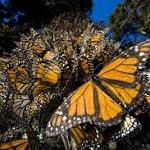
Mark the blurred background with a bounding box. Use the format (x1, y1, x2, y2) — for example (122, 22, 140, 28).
(0, 0, 149, 54)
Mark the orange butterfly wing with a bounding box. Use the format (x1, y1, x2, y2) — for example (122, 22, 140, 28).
(69, 125, 103, 149)
(36, 61, 60, 85)
(7, 67, 32, 94)
(31, 81, 50, 97)
(46, 81, 123, 136)
(0, 139, 28, 150)
(98, 40, 150, 108)
(99, 40, 150, 86)
(31, 45, 60, 86)
(146, 95, 150, 105)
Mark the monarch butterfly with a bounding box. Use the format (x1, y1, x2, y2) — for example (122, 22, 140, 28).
(76, 24, 104, 47)
(69, 124, 103, 150)
(0, 139, 28, 150)
(146, 95, 150, 105)
(78, 31, 117, 78)
(25, 90, 55, 119)
(0, 57, 9, 70)
(31, 81, 50, 97)
(12, 94, 31, 118)
(7, 67, 32, 95)
(90, 32, 105, 46)
(79, 57, 94, 78)
(78, 20, 113, 68)
(30, 45, 60, 86)
(46, 40, 150, 136)
(35, 60, 60, 85)
(43, 51, 56, 61)
(17, 28, 50, 56)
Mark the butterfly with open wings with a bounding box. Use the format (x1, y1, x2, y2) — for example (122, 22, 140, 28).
(46, 40, 150, 136)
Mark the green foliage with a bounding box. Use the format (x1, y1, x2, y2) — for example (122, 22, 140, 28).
(109, 0, 150, 41)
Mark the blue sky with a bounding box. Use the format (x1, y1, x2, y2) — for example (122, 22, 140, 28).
(0, 0, 148, 44)
(90, 0, 148, 45)
(91, 0, 123, 22)
(0, 0, 124, 24)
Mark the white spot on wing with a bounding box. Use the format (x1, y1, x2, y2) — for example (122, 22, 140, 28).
(135, 46, 139, 52)
(139, 52, 145, 56)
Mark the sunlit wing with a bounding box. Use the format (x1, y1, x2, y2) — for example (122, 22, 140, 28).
(0, 139, 28, 150)
(97, 40, 150, 108)
(42, 51, 56, 61)
(146, 95, 150, 105)
(101, 81, 142, 107)
(46, 81, 123, 136)
(35, 61, 60, 85)
(99, 57, 140, 86)
(98, 40, 150, 87)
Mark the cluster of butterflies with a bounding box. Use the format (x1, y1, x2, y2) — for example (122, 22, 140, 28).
(0, 20, 150, 150)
